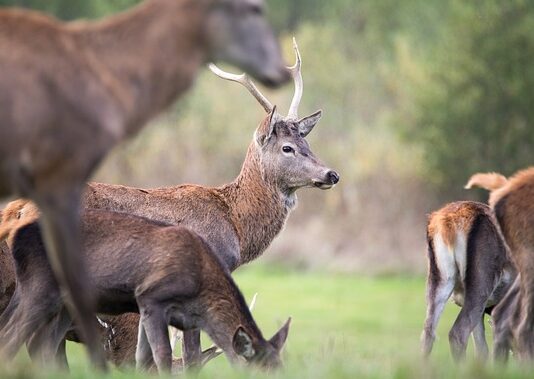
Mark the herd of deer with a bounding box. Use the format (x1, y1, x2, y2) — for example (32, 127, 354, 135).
(0, 0, 531, 376)
(0, 0, 342, 374)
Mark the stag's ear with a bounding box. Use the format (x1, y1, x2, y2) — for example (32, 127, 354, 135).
(233, 327, 256, 360)
(297, 110, 322, 137)
(269, 317, 291, 352)
(255, 106, 277, 147)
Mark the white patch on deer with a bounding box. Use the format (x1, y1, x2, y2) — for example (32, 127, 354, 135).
(433, 232, 456, 289)
(454, 231, 468, 282)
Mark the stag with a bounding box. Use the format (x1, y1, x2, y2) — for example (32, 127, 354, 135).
(0, 208, 291, 374)
(0, 0, 289, 367)
(0, 39, 338, 369)
(466, 168, 534, 361)
(421, 201, 515, 361)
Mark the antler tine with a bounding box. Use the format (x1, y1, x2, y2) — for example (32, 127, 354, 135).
(287, 37, 303, 120)
(208, 63, 274, 113)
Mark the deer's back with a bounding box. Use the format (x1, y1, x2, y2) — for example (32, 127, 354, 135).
(85, 182, 241, 270)
(493, 168, 534, 256)
(0, 10, 124, 183)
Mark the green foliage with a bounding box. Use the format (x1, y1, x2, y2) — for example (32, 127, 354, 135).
(0, 0, 138, 19)
(396, 0, 534, 190)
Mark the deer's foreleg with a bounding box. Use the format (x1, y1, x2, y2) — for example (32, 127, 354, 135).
(35, 189, 107, 371)
(138, 302, 172, 373)
(182, 329, 202, 370)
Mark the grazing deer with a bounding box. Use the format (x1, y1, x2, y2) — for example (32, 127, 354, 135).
(0, 0, 289, 367)
(0, 209, 291, 374)
(421, 201, 515, 361)
(466, 167, 534, 361)
(1, 40, 338, 369)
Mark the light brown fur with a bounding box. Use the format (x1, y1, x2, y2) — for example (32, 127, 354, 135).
(467, 167, 534, 361)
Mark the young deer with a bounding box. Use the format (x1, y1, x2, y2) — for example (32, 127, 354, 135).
(421, 201, 515, 361)
(2, 40, 338, 369)
(466, 167, 534, 361)
(0, 208, 291, 374)
(0, 0, 289, 367)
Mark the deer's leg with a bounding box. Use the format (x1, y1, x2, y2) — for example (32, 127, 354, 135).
(471, 315, 489, 361)
(136, 320, 155, 370)
(0, 286, 20, 332)
(515, 280, 534, 361)
(421, 235, 455, 357)
(138, 302, 172, 373)
(492, 279, 520, 364)
(182, 329, 202, 369)
(27, 307, 72, 369)
(0, 298, 57, 360)
(448, 244, 494, 361)
(34, 189, 107, 371)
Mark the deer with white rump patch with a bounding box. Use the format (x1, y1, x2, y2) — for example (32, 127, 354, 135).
(421, 201, 515, 361)
(0, 39, 338, 369)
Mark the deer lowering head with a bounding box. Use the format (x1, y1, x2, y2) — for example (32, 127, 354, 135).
(209, 38, 340, 200)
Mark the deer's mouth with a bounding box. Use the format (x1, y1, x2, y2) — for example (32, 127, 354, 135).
(312, 180, 334, 190)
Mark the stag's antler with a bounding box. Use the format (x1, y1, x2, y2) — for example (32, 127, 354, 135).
(208, 64, 273, 113)
(209, 38, 305, 120)
(287, 37, 303, 120)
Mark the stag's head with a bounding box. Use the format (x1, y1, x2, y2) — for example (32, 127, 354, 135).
(209, 39, 340, 197)
(205, 0, 290, 87)
(232, 318, 291, 370)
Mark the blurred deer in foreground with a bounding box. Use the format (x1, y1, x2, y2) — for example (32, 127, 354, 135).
(421, 201, 515, 361)
(0, 39, 338, 370)
(0, 0, 289, 368)
(466, 168, 534, 362)
(0, 209, 291, 374)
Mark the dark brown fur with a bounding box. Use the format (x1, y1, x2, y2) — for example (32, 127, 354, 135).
(0, 210, 290, 373)
(0, 0, 288, 367)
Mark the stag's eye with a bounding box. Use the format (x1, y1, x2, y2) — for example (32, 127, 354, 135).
(282, 145, 294, 154)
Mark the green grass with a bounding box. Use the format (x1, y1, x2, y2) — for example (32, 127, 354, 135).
(1, 265, 531, 378)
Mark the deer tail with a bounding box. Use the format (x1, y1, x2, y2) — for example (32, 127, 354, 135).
(465, 172, 508, 191)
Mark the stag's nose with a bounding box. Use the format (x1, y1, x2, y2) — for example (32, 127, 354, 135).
(327, 170, 340, 185)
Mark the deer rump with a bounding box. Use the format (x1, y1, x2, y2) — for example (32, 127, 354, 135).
(422, 201, 514, 361)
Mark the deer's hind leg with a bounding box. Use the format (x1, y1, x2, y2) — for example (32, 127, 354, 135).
(27, 306, 72, 369)
(421, 234, 455, 357)
(448, 215, 502, 362)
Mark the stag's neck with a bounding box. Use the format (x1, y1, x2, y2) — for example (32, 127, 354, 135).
(220, 144, 295, 266)
(71, 0, 212, 135)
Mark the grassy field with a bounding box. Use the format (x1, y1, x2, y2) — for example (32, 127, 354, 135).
(1, 265, 532, 379)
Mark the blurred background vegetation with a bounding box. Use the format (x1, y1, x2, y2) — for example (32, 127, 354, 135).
(1, 0, 532, 274)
